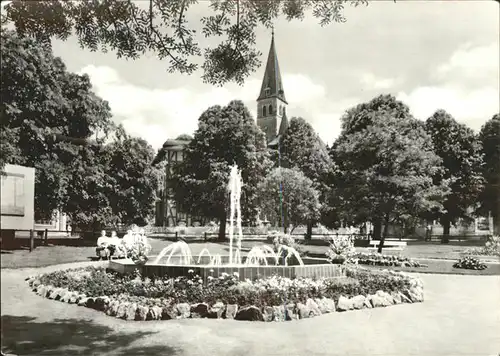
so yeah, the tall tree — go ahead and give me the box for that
[105,126,161,226]
[479,113,500,235]
[174,100,272,240]
[280,117,333,238]
[425,110,484,243]
[1,29,113,220]
[63,143,117,232]
[340,94,412,136]
[331,94,423,240]
[332,98,448,251]
[258,168,321,233]
[2,0,368,86]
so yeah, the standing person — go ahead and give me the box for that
[426,224,432,241]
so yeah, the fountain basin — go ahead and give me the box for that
[108,256,345,281]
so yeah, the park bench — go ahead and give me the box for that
[367,240,407,253]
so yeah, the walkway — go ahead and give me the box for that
[2,262,500,356]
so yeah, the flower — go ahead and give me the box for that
[326,235,355,263]
[125,231,152,265]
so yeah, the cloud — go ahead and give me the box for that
[283,74,327,104]
[359,73,397,90]
[397,86,498,130]
[397,43,499,130]
[434,43,499,84]
[80,65,346,148]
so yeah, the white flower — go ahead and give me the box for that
[233,272,239,278]
[188,269,194,274]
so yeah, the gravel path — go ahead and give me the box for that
[2,262,500,356]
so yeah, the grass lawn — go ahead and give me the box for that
[2,236,498,275]
[0,239,224,269]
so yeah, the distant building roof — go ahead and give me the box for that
[152,138,191,166]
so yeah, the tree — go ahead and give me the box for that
[425,110,484,243]
[331,94,427,240]
[0,127,21,172]
[62,143,117,232]
[174,100,272,240]
[340,94,412,136]
[257,168,321,233]
[3,0,368,86]
[105,126,161,226]
[280,117,333,238]
[1,29,114,220]
[479,113,500,235]
[332,98,448,252]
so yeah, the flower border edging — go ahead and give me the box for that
[24,272,424,322]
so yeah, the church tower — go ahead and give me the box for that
[256,32,288,144]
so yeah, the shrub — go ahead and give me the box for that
[465,235,500,257]
[265,231,305,259]
[484,235,500,256]
[265,230,282,243]
[453,256,487,270]
[325,235,356,263]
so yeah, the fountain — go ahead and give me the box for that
[109,164,344,280]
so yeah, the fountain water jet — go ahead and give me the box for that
[153,241,192,265]
[197,248,212,264]
[109,164,344,281]
[228,165,243,265]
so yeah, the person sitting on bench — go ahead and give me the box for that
[96,230,111,260]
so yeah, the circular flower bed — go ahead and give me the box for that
[26,266,424,322]
[453,256,487,270]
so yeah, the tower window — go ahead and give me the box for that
[280,105,283,115]
[269,104,273,115]
[262,105,266,117]
[264,87,271,97]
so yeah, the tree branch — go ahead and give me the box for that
[177,0,188,50]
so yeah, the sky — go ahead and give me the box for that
[22,1,500,149]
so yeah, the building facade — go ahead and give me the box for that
[152,138,192,227]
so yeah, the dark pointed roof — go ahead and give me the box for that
[267,112,290,149]
[278,111,289,136]
[257,33,287,103]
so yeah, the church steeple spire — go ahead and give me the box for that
[256,31,288,144]
[257,30,287,103]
